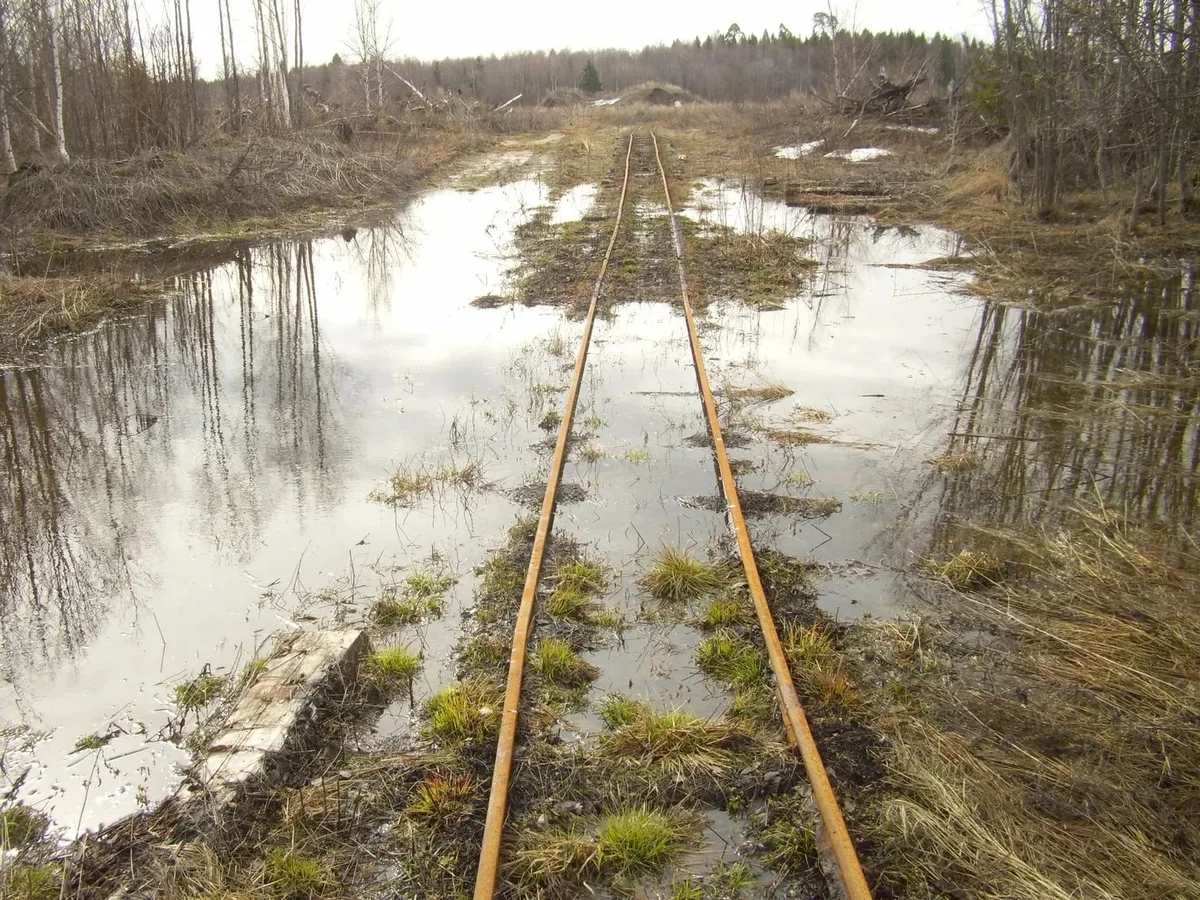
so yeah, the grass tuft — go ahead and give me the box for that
[264,848,328,897]
[698,595,747,630]
[696,631,768,689]
[0,803,48,849]
[365,646,422,687]
[552,558,606,593]
[370,468,434,506]
[547,584,593,619]
[598,695,648,729]
[604,707,747,776]
[422,682,500,745]
[642,546,727,602]
[728,382,793,403]
[406,773,476,823]
[928,452,978,474]
[533,638,599,687]
[3,862,59,900]
[173,673,227,710]
[595,807,689,875]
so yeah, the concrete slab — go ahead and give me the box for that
[194,629,369,806]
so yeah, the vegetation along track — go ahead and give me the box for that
[472,131,872,900]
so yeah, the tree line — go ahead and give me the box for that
[989,0,1200,220]
[0,3,1196,223]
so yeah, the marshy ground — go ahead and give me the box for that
[1,105,1197,900]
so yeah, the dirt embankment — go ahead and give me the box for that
[0,129,488,361]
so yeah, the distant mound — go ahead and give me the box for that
[621,83,701,105]
[541,88,585,107]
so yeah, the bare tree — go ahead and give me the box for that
[44,0,67,162]
[0,2,15,173]
[349,0,390,114]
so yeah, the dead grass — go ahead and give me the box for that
[0,132,484,244]
[727,382,794,403]
[917,549,1004,589]
[768,429,833,447]
[0,274,163,359]
[875,508,1200,900]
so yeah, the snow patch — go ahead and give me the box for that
[824,147,893,162]
[774,141,825,159]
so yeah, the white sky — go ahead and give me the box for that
[189,0,992,78]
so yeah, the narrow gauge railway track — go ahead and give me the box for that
[472,132,872,900]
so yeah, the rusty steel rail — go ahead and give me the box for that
[650,133,874,900]
[472,133,636,900]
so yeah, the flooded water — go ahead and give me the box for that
[2,149,1195,840]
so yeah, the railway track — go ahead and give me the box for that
[472,132,872,900]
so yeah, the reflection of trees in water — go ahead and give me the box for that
[935,268,1198,537]
[0,238,345,675]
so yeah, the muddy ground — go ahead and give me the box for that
[1,106,1197,900]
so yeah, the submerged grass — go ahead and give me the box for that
[173,673,227,711]
[641,546,728,602]
[917,549,1004,589]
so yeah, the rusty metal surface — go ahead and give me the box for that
[650,133,873,900]
[472,133,636,900]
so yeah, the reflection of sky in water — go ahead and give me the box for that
[0,178,570,834]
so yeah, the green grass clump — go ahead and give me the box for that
[546,584,593,619]
[264,848,329,897]
[422,682,499,745]
[478,553,526,603]
[592,608,626,630]
[0,804,47,848]
[595,808,687,875]
[782,624,860,711]
[642,546,727,602]
[407,570,455,598]
[173,673,227,710]
[406,773,476,823]
[373,570,454,626]
[71,732,112,753]
[783,622,837,666]
[729,687,777,723]
[533,638,599,687]
[598,695,648,729]
[553,558,606,593]
[3,862,59,900]
[699,595,746,629]
[366,646,422,686]
[696,632,768,689]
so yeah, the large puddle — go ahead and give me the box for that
[1,153,1195,840]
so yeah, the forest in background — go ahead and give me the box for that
[0,1,1196,224]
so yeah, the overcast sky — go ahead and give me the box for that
[189,0,992,78]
